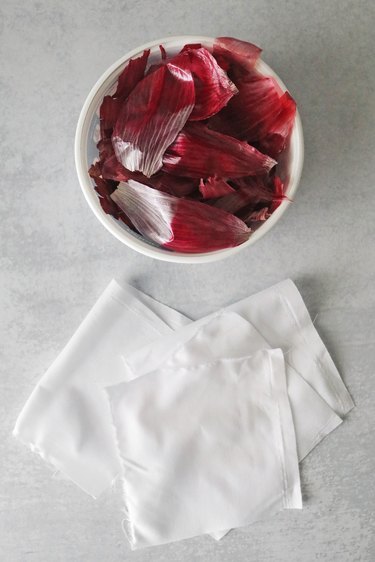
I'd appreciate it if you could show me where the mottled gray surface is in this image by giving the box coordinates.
[1,0,375,560]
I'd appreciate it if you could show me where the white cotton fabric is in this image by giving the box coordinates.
[13,279,353,500]
[13,281,190,498]
[227,280,354,418]
[122,311,342,463]
[124,279,354,419]
[106,349,302,550]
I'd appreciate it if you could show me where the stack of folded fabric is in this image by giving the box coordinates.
[14,279,354,549]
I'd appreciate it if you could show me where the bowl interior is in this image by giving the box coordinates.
[76,36,304,263]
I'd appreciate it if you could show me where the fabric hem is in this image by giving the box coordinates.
[279,280,354,417]
[267,349,302,510]
[299,413,343,461]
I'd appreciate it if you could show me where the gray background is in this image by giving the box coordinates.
[1,0,374,560]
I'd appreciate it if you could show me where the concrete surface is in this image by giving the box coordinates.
[1,0,375,560]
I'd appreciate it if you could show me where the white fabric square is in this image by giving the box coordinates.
[106,349,302,549]
[13,281,190,497]
[228,280,354,418]
[123,280,353,419]
[122,311,342,463]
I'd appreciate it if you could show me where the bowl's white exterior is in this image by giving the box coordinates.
[75,35,304,263]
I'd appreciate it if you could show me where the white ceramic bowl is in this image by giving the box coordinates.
[75,35,304,263]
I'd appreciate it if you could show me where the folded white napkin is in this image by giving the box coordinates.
[106,349,302,549]
[14,279,353,501]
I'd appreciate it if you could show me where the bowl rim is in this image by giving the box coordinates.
[74,35,304,264]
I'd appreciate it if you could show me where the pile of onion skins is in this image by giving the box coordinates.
[89,37,296,253]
